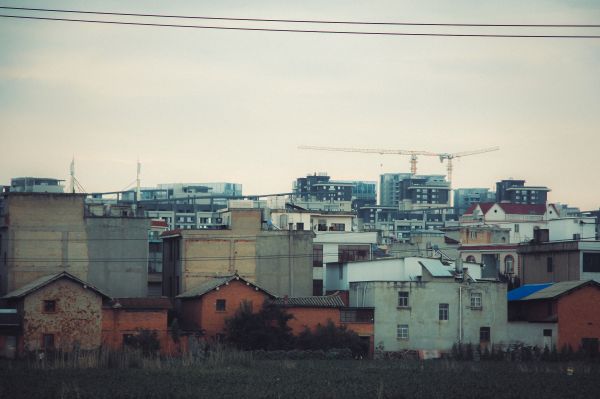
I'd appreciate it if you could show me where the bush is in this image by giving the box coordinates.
[296,321,367,356]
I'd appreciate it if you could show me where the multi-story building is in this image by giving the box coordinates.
[292,173,376,211]
[161,207,314,298]
[6,177,65,194]
[379,173,450,210]
[0,192,150,297]
[495,179,550,205]
[453,188,495,216]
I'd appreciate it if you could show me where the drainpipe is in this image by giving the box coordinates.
[459,285,463,343]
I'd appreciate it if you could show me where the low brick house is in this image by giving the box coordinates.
[177,275,276,340]
[508,280,600,352]
[1,272,110,355]
[101,297,175,354]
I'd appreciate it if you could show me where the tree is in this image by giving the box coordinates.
[224,301,294,350]
[296,320,367,356]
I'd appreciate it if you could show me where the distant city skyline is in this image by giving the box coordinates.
[1,0,599,210]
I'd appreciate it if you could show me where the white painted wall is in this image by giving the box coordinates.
[549,217,596,241]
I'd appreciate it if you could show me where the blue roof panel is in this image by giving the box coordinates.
[507,283,553,301]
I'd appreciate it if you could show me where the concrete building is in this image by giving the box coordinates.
[379,173,450,210]
[453,188,494,216]
[7,177,65,194]
[508,280,600,351]
[0,193,150,297]
[345,260,507,353]
[460,203,560,243]
[162,208,314,298]
[270,207,354,233]
[517,240,600,284]
[292,173,376,211]
[148,220,169,297]
[495,179,550,205]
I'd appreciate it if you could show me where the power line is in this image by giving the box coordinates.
[1,6,599,28]
[1,14,600,39]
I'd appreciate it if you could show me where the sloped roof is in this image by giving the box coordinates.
[2,272,110,300]
[418,259,454,277]
[176,275,276,299]
[523,280,600,301]
[497,203,547,215]
[507,283,552,301]
[270,295,345,308]
[464,203,495,216]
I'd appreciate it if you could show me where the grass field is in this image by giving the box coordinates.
[1,358,599,399]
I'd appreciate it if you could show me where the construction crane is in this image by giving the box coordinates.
[298,145,499,183]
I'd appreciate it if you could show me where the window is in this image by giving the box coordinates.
[439,303,449,321]
[469,230,477,240]
[42,334,55,350]
[466,255,476,263]
[397,324,409,340]
[398,292,409,307]
[514,224,520,233]
[479,327,490,343]
[470,292,482,309]
[216,299,226,312]
[547,257,553,273]
[331,223,345,231]
[583,253,600,273]
[543,329,552,337]
[312,245,323,267]
[504,255,515,274]
[296,222,304,230]
[43,300,56,313]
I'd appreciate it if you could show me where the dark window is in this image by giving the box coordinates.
[439,303,449,321]
[480,327,491,342]
[581,338,599,355]
[216,299,226,311]
[43,300,56,313]
[583,253,600,273]
[543,329,553,337]
[42,334,55,349]
[312,279,323,296]
[547,257,553,273]
[296,222,304,230]
[398,292,409,307]
[312,245,323,267]
[123,334,136,348]
[331,223,345,231]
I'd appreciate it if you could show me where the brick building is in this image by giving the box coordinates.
[508,280,600,352]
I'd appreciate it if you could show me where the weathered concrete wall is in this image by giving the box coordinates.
[507,321,557,348]
[351,280,508,352]
[86,217,149,297]
[22,278,102,351]
[2,194,89,294]
[521,250,580,284]
[256,231,313,297]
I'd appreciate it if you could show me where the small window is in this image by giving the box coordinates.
[397,324,409,340]
[466,255,476,263]
[504,255,515,274]
[470,292,482,309]
[480,327,490,343]
[547,257,553,273]
[296,222,304,230]
[216,299,226,312]
[398,291,409,307]
[43,300,56,313]
[514,224,520,233]
[42,334,55,350]
[439,303,449,321]
[543,329,552,337]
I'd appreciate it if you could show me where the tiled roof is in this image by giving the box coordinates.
[270,295,345,308]
[522,280,600,301]
[109,297,173,310]
[497,203,547,215]
[2,272,110,300]
[151,220,169,227]
[464,203,495,215]
[507,283,552,301]
[177,275,276,299]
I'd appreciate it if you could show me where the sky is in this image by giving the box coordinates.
[1,1,599,209]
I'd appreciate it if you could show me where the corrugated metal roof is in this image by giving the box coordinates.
[270,295,345,308]
[176,275,276,299]
[2,272,110,300]
[507,283,552,301]
[418,259,454,277]
[523,280,599,301]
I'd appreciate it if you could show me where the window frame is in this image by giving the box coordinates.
[479,327,491,343]
[215,299,227,312]
[439,303,449,321]
[43,300,57,313]
[397,291,409,308]
[42,333,55,350]
[470,292,482,309]
[396,324,409,340]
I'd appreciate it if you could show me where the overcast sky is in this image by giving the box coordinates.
[1,1,599,209]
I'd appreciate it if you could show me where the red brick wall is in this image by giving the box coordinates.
[196,280,271,339]
[101,308,174,354]
[557,285,600,350]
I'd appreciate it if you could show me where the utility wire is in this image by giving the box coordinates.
[1,14,600,39]
[1,6,599,28]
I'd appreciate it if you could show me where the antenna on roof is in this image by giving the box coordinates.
[70,156,75,194]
